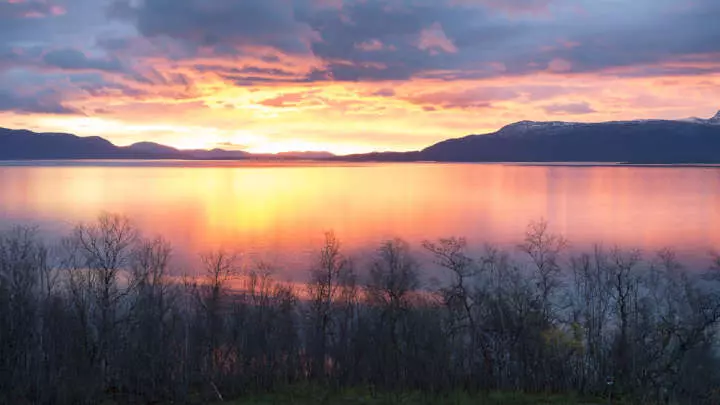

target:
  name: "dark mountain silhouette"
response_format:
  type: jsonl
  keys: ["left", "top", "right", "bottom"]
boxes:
{"left": 331, "top": 151, "right": 422, "bottom": 162}
{"left": 0, "top": 128, "right": 129, "bottom": 159}
{"left": 275, "top": 151, "right": 336, "bottom": 159}
{"left": 680, "top": 110, "right": 720, "bottom": 126}
{"left": 185, "top": 148, "right": 252, "bottom": 160}
{"left": 124, "top": 141, "right": 181, "bottom": 156}
{"left": 0, "top": 127, "right": 331, "bottom": 160}
{"left": 418, "top": 113, "right": 720, "bottom": 163}
{"left": 0, "top": 128, "right": 189, "bottom": 159}
{"left": 336, "top": 110, "right": 720, "bottom": 164}
{"left": 4, "top": 110, "right": 720, "bottom": 163}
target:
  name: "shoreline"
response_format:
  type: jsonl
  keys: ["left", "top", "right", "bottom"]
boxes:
{"left": 2, "top": 158, "right": 720, "bottom": 168}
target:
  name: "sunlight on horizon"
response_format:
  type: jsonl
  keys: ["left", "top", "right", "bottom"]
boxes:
{"left": 4, "top": 72, "right": 719, "bottom": 154}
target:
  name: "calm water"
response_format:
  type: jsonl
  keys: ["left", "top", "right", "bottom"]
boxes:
{"left": 1, "top": 160, "right": 720, "bottom": 279}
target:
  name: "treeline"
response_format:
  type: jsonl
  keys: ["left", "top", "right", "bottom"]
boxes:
{"left": 1, "top": 214, "right": 720, "bottom": 404}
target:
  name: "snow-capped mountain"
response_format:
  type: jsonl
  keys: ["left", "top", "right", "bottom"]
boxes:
{"left": 338, "top": 109, "right": 720, "bottom": 163}
{"left": 679, "top": 110, "right": 720, "bottom": 125}
{"left": 496, "top": 120, "right": 581, "bottom": 137}
{"left": 414, "top": 109, "right": 720, "bottom": 163}
{"left": 499, "top": 111, "right": 720, "bottom": 139}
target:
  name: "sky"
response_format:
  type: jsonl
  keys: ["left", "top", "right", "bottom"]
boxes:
{"left": 1, "top": 0, "right": 719, "bottom": 154}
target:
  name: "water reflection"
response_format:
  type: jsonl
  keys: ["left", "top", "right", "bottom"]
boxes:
{"left": 1, "top": 161, "right": 719, "bottom": 278}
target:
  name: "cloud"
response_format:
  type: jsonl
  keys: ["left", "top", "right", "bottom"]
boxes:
{"left": 196, "top": 63, "right": 308, "bottom": 85}
{"left": 416, "top": 22, "right": 458, "bottom": 55}
{"left": 302, "top": 1, "right": 465, "bottom": 81}
{"left": 258, "top": 92, "right": 319, "bottom": 108}
{"left": 95, "top": 0, "right": 720, "bottom": 87}
{"left": 43, "top": 48, "right": 124, "bottom": 72}
{"left": 542, "top": 101, "right": 596, "bottom": 115}
{"left": 402, "top": 86, "right": 519, "bottom": 110}
{"left": 304, "top": 62, "right": 418, "bottom": 82}
{"left": 547, "top": 58, "right": 572, "bottom": 73}
{"left": 356, "top": 39, "right": 396, "bottom": 52}
{"left": 0, "top": 89, "right": 79, "bottom": 115}
{"left": 469, "top": 0, "right": 555, "bottom": 14}
{"left": 215, "top": 141, "right": 249, "bottom": 150}
{"left": 109, "top": 0, "right": 323, "bottom": 55}
{"left": 372, "top": 88, "right": 396, "bottom": 97}
{"left": 0, "top": 0, "right": 65, "bottom": 19}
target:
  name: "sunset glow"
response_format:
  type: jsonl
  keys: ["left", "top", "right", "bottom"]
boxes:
{"left": 1, "top": 0, "right": 719, "bottom": 153}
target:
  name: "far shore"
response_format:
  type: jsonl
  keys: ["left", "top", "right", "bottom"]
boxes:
{"left": 3, "top": 158, "right": 720, "bottom": 168}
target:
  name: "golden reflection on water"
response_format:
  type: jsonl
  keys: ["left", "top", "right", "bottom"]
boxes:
{"left": 1, "top": 161, "right": 720, "bottom": 278}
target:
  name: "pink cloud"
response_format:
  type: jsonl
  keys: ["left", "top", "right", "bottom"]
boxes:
{"left": 3, "top": 0, "right": 66, "bottom": 18}
{"left": 542, "top": 101, "right": 596, "bottom": 115}
{"left": 401, "top": 86, "right": 518, "bottom": 110}
{"left": 548, "top": 58, "right": 573, "bottom": 73}
{"left": 417, "top": 23, "right": 458, "bottom": 55}
{"left": 450, "top": 0, "right": 554, "bottom": 15}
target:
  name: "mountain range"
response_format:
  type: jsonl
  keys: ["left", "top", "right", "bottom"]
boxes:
{"left": 0, "top": 128, "right": 334, "bottom": 160}
{"left": 337, "top": 110, "right": 720, "bottom": 163}
{"left": 2, "top": 110, "right": 720, "bottom": 163}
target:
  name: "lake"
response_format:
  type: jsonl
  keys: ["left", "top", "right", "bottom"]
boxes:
{"left": 1, "top": 160, "right": 720, "bottom": 279}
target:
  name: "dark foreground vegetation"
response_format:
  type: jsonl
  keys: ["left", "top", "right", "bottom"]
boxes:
{"left": 220, "top": 384, "right": 606, "bottom": 405}
{"left": 2, "top": 214, "right": 720, "bottom": 404}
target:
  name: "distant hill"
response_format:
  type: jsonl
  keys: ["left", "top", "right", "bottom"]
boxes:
{"left": 418, "top": 112, "right": 720, "bottom": 163}
{"left": 331, "top": 151, "right": 422, "bottom": 162}
{"left": 337, "top": 110, "right": 720, "bottom": 164}
{"left": 0, "top": 127, "right": 332, "bottom": 160}
{"left": 0, "top": 128, "right": 129, "bottom": 159}
{"left": 185, "top": 148, "right": 253, "bottom": 160}
{"left": 124, "top": 141, "right": 183, "bottom": 157}
{"left": 4, "top": 110, "right": 720, "bottom": 163}
{"left": 275, "top": 151, "right": 336, "bottom": 159}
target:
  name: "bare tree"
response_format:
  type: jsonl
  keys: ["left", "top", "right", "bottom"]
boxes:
{"left": 518, "top": 219, "right": 567, "bottom": 322}
{"left": 568, "top": 246, "right": 613, "bottom": 392}
{"left": 365, "top": 238, "right": 420, "bottom": 387}
{"left": 423, "top": 237, "right": 494, "bottom": 387}
{"left": 190, "top": 250, "right": 240, "bottom": 394}
{"left": 0, "top": 226, "right": 54, "bottom": 402}
{"left": 306, "top": 231, "right": 350, "bottom": 380}
{"left": 62, "top": 213, "right": 139, "bottom": 393}
{"left": 3, "top": 216, "right": 720, "bottom": 404}
{"left": 124, "top": 236, "right": 180, "bottom": 401}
